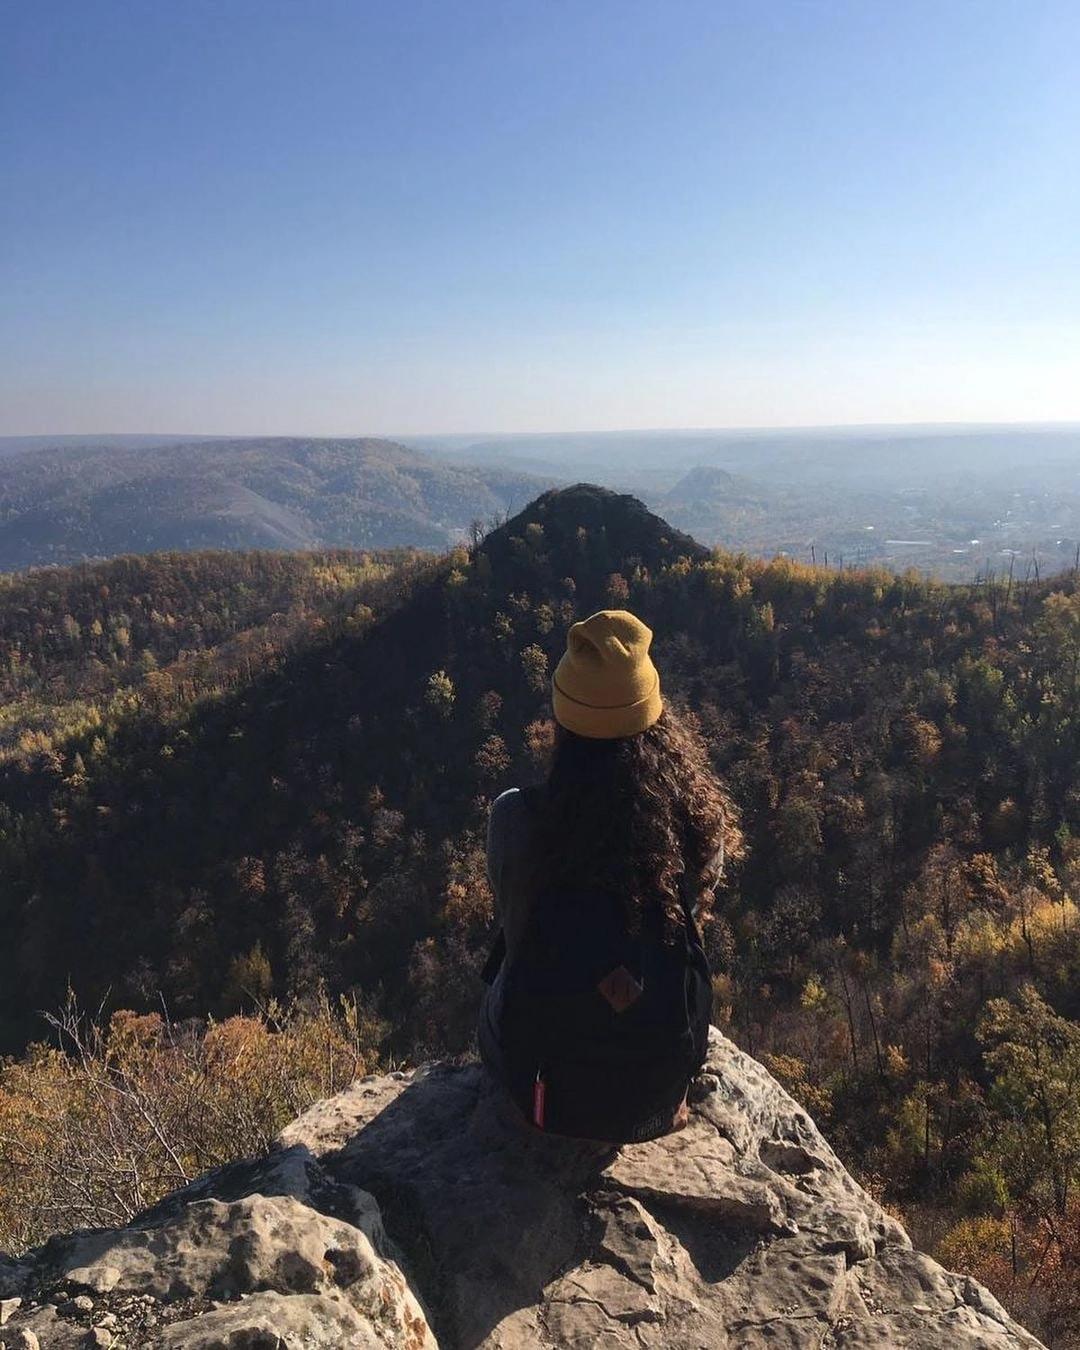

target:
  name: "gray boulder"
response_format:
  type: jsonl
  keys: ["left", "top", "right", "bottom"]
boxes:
{"left": 0, "top": 1029, "right": 1043, "bottom": 1349}
{"left": 0, "top": 1147, "right": 434, "bottom": 1349}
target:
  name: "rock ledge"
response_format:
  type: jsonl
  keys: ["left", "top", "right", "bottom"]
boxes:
{"left": 0, "top": 1030, "right": 1043, "bottom": 1349}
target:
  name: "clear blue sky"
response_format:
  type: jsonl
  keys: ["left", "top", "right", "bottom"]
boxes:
{"left": 2, "top": 0, "right": 1079, "bottom": 434}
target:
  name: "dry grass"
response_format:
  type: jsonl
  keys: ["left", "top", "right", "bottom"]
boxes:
{"left": 0, "top": 994, "right": 386, "bottom": 1253}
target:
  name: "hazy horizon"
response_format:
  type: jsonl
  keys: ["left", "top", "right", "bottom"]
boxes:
{"left": 4, "top": 0, "right": 1080, "bottom": 433}
{"left": 6, "top": 418, "right": 1080, "bottom": 446}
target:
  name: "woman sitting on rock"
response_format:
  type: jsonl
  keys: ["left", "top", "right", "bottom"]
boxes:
{"left": 479, "top": 608, "right": 737, "bottom": 1143}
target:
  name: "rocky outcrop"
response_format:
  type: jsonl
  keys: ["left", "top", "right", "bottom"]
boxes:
{"left": 0, "top": 1143, "right": 433, "bottom": 1350}
{"left": 0, "top": 1031, "right": 1044, "bottom": 1349}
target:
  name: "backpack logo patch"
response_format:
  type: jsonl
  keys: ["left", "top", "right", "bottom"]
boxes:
{"left": 597, "top": 965, "right": 644, "bottom": 1013}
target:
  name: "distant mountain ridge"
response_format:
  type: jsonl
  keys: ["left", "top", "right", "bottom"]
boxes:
{"left": 0, "top": 433, "right": 225, "bottom": 459}
{"left": 0, "top": 436, "right": 547, "bottom": 570}
{"left": 416, "top": 424, "right": 1080, "bottom": 580}
{"left": 416, "top": 422, "right": 1080, "bottom": 490}
{"left": 8, "top": 425, "right": 1080, "bottom": 580}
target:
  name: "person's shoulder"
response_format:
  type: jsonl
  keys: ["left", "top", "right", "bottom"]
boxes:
{"left": 489, "top": 786, "right": 541, "bottom": 835}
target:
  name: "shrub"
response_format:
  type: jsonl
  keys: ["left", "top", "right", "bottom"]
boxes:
{"left": 0, "top": 994, "right": 385, "bottom": 1253}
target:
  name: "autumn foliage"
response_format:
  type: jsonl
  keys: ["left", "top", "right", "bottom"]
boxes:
{"left": 1, "top": 486, "right": 1080, "bottom": 1341}
{"left": 0, "top": 994, "right": 385, "bottom": 1255}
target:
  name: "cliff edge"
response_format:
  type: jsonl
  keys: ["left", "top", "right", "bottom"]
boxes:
{"left": 0, "top": 1030, "right": 1044, "bottom": 1349}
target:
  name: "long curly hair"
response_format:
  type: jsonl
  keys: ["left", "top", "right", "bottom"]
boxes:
{"left": 534, "top": 705, "right": 742, "bottom": 935}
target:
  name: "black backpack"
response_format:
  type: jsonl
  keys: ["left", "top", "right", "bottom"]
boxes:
{"left": 478, "top": 870, "right": 712, "bottom": 1143}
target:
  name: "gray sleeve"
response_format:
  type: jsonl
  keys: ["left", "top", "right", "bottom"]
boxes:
{"left": 486, "top": 788, "right": 521, "bottom": 917}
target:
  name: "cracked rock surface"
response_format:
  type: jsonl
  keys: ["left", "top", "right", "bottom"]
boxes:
{"left": 279, "top": 1030, "right": 1043, "bottom": 1349}
{"left": 1, "top": 1030, "right": 1043, "bottom": 1349}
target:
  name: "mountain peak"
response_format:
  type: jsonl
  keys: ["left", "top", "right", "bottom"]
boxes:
{"left": 512, "top": 482, "right": 708, "bottom": 554}
{"left": 479, "top": 484, "right": 708, "bottom": 608}
{"left": 666, "top": 464, "right": 739, "bottom": 497}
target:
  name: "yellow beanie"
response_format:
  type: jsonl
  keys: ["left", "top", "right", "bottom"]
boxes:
{"left": 552, "top": 609, "right": 663, "bottom": 739}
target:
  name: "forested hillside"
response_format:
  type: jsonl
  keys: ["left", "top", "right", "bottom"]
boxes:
{"left": 1, "top": 485, "right": 1079, "bottom": 1341}
{"left": 0, "top": 436, "right": 544, "bottom": 569}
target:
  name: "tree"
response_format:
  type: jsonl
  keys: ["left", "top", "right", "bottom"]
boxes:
{"left": 424, "top": 669, "right": 456, "bottom": 717}
{"left": 979, "top": 985, "right": 1080, "bottom": 1220}
{"left": 1038, "top": 591, "right": 1080, "bottom": 713}
{"left": 519, "top": 644, "right": 548, "bottom": 694}
{"left": 222, "top": 942, "right": 274, "bottom": 1013}
{"left": 475, "top": 734, "right": 511, "bottom": 781}
{"left": 774, "top": 796, "right": 823, "bottom": 882}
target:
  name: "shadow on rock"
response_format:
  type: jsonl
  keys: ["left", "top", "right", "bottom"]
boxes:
{"left": 320, "top": 1063, "right": 620, "bottom": 1347}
